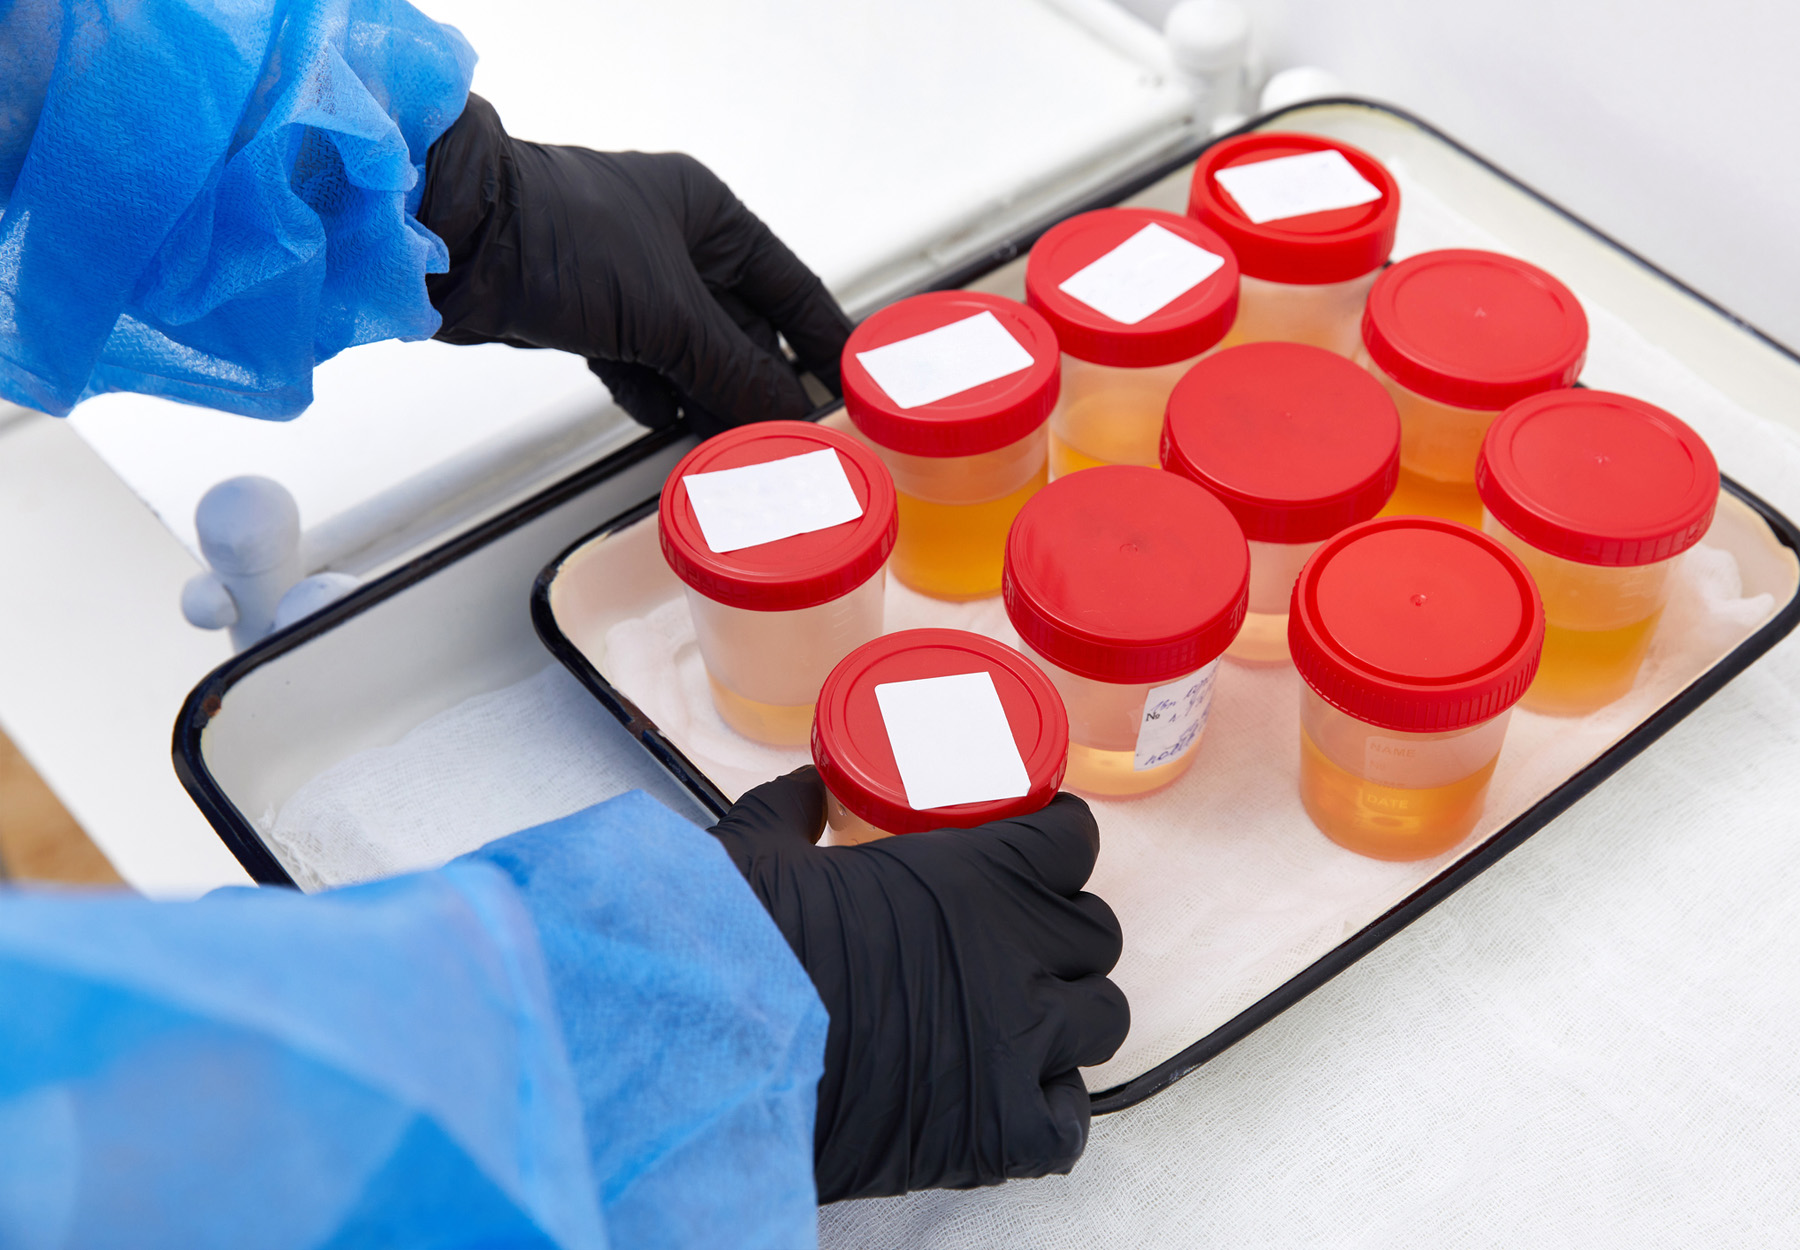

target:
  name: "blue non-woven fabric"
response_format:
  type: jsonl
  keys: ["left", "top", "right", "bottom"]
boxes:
{"left": 0, "top": 792, "right": 829, "bottom": 1249}
{"left": 0, "top": 0, "right": 476, "bottom": 418}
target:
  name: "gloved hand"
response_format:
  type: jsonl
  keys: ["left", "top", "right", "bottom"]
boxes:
{"left": 418, "top": 94, "right": 851, "bottom": 437}
{"left": 707, "top": 766, "right": 1129, "bottom": 1203}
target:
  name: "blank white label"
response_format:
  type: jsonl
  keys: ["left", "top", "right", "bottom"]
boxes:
{"left": 1213, "top": 149, "right": 1383, "bottom": 224}
{"left": 1056, "top": 223, "right": 1226, "bottom": 325}
{"left": 855, "top": 311, "right": 1036, "bottom": 409}
{"left": 1134, "top": 661, "right": 1218, "bottom": 772}
{"left": 682, "top": 448, "right": 863, "bottom": 554}
{"left": 875, "top": 671, "right": 1033, "bottom": 811}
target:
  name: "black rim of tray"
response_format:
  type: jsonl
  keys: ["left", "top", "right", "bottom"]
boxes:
{"left": 174, "top": 100, "right": 1800, "bottom": 1107}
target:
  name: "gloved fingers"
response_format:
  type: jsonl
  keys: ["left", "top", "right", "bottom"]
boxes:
{"left": 664, "top": 155, "right": 852, "bottom": 387}
{"left": 711, "top": 287, "right": 784, "bottom": 363}
{"left": 1007, "top": 1068, "right": 1091, "bottom": 1180}
{"left": 1035, "top": 972, "right": 1131, "bottom": 1074}
{"left": 588, "top": 358, "right": 681, "bottom": 431}
{"left": 707, "top": 766, "right": 827, "bottom": 849}
{"left": 980, "top": 792, "right": 1101, "bottom": 898}
{"left": 638, "top": 263, "right": 816, "bottom": 426}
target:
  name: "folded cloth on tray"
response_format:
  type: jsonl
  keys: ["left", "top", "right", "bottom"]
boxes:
{"left": 0, "top": 792, "right": 827, "bottom": 1250}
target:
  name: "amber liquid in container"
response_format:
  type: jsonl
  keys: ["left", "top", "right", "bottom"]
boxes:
{"left": 843, "top": 290, "right": 1061, "bottom": 601}
{"left": 1476, "top": 390, "right": 1718, "bottom": 717}
{"left": 661, "top": 422, "right": 897, "bottom": 747}
{"left": 1026, "top": 207, "right": 1240, "bottom": 480}
{"left": 1360, "top": 250, "right": 1589, "bottom": 526}
{"left": 1040, "top": 660, "right": 1219, "bottom": 797}
{"left": 1288, "top": 516, "right": 1544, "bottom": 861}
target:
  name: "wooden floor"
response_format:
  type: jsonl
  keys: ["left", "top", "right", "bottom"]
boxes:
{"left": 0, "top": 728, "right": 125, "bottom": 887}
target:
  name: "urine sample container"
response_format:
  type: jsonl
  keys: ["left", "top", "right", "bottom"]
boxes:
{"left": 1360, "top": 249, "right": 1588, "bottom": 527}
{"left": 1024, "top": 207, "right": 1238, "bottom": 479}
{"left": 1289, "top": 516, "right": 1544, "bottom": 860}
{"left": 1477, "top": 389, "right": 1719, "bottom": 717}
{"left": 841, "top": 291, "right": 1060, "bottom": 600}
{"left": 1187, "top": 132, "right": 1400, "bottom": 358}
{"left": 660, "top": 421, "right": 897, "bottom": 746}
{"left": 811, "top": 628, "right": 1069, "bottom": 845}
{"left": 1004, "top": 465, "right": 1248, "bottom": 799}
{"left": 1161, "top": 342, "right": 1400, "bottom": 666}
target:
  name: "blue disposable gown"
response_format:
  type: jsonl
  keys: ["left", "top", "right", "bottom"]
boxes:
{"left": 0, "top": 0, "right": 475, "bottom": 417}
{"left": 0, "top": 792, "right": 830, "bottom": 1249}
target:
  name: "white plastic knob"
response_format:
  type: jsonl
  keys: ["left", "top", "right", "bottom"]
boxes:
{"left": 195, "top": 476, "right": 300, "bottom": 576}
{"left": 1163, "top": 0, "right": 1250, "bottom": 74}
{"left": 180, "top": 571, "right": 239, "bottom": 630}
{"left": 271, "top": 572, "right": 360, "bottom": 632}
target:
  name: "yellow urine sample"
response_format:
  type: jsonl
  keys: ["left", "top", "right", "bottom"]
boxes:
{"left": 1379, "top": 465, "right": 1485, "bottom": 528}
{"left": 1228, "top": 538, "right": 1322, "bottom": 666}
{"left": 892, "top": 465, "right": 1045, "bottom": 600}
{"left": 707, "top": 676, "right": 814, "bottom": 746}
{"left": 824, "top": 792, "right": 893, "bottom": 846}
{"left": 1062, "top": 739, "right": 1196, "bottom": 799}
{"left": 1228, "top": 611, "right": 1291, "bottom": 666}
{"left": 1299, "top": 727, "right": 1499, "bottom": 861}
{"left": 1482, "top": 509, "right": 1678, "bottom": 717}
{"left": 875, "top": 429, "right": 1047, "bottom": 601}
{"left": 1048, "top": 354, "right": 1199, "bottom": 478}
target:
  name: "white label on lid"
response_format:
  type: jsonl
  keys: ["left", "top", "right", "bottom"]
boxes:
{"left": 855, "top": 311, "right": 1036, "bottom": 409}
{"left": 1056, "top": 223, "right": 1226, "bottom": 326}
{"left": 1212, "top": 149, "right": 1383, "bottom": 224}
{"left": 874, "top": 671, "right": 1033, "bottom": 811}
{"left": 682, "top": 448, "right": 863, "bottom": 554}
{"left": 1133, "top": 661, "right": 1218, "bottom": 772}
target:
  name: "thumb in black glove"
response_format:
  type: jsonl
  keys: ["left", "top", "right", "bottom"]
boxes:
{"left": 708, "top": 766, "right": 1129, "bottom": 1202}
{"left": 418, "top": 94, "right": 850, "bottom": 437}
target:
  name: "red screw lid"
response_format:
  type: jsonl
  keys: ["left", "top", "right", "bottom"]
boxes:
{"left": 1289, "top": 516, "right": 1545, "bottom": 733}
{"left": 1477, "top": 389, "right": 1719, "bottom": 567}
{"left": 660, "top": 421, "right": 897, "bottom": 612}
{"left": 811, "top": 628, "right": 1069, "bottom": 836}
{"left": 1161, "top": 342, "right": 1400, "bottom": 544}
{"left": 1187, "top": 133, "right": 1399, "bottom": 285}
{"left": 1004, "top": 465, "right": 1249, "bottom": 683}
{"left": 1024, "top": 208, "right": 1240, "bottom": 368}
{"left": 1362, "top": 249, "right": 1589, "bottom": 411}
{"left": 841, "top": 291, "right": 1061, "bottom": 458}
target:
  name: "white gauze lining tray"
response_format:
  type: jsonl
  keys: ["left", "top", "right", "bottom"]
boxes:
{"left": 542, "top": 463, "right": 1798, "bottom": 1096}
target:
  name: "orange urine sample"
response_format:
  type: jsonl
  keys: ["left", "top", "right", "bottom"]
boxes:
{"left": 877, "top": 428, "right": 1047, "bottom": 600}
{"left": 1048, "top": 353, "right": 1200, "bottom": 478}
{"left": 1217, "top": 272, "right": 1380, "bottom": 358}
{"left": 1298, "top": 686, "right": 1510, "bottom": 860}
{"left": 686, "top": 573, "right": 886, "bottom": 746}
{"left": 1364, "top": 358, "right": 1501, "bottom": 527}
{"left": 1039, "top": 658, "right": 1215, "bottom": 799}
{"left": 1482, "top": 509, "right": 1677, "bottom": 717}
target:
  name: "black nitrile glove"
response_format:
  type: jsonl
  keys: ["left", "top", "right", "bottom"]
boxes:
{"left": 418, "top": 94, "right": 851, "bottom": 437}
{"left": 707, "top": 766, "right": 1130, "bottom": 1203}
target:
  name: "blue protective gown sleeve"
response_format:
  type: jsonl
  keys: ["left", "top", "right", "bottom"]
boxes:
{"left": 0, "top": 791, "right": 829, "bottom": 1250}
{"left": 0, "top": 0, "right": 475, "bottom": 418}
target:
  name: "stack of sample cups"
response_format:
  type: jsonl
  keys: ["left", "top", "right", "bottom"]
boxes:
{"left": 1004, "top": 465, "right": 1249, "bottom": 799}
{"left": 840, "top": 291, "right": 1060, "bottom": 600}
{"left": 660, "top": 421, "right": 897, "bottom": 746}
{"left": 1023, "top": 207, "right": 1239, "bottom": 478}
{"left": 1359, "top": 249, "right": 1588, "bottom": 526}
{"left": 811, "top": 628, "right": 1070, "bottom": 845}
{"left": 1288, "top": 516, "right": 1545, "bottom": 860}
{"left": 1161, "top": 342, "right": 1401, "bottom": 665}
{"left": 1188, "top": 132, "right": 1400, "bottom": 357}
{"left": 1477, "top": 389, "right": 1719, "bottom": 716}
